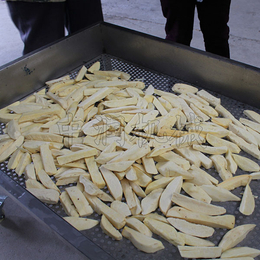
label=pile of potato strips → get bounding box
[0,61,260,259]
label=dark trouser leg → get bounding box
[65,0,103,34]
[160,0,196,45]
[197,0,231,58]
[6,2,65,55]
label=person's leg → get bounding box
[197,0,231,58]
[160,0,196,45]
[65,0,103,34]
[6,1,65,55]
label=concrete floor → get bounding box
[0,1,260,260]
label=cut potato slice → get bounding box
[100,166,122,201]
[110,200,131,218]
[179,233,215,247]
[60,191,79,217]
[221,246,260,258]
[192,144,228,155]
[201,185,240,202]
[145,177,174,195]
[65,186,93,217]
[232,154,260,172]
[171,192,226,216]
[64,216,99,231]
[141,188,163,215]
[122,226,164,254]
[159,176,183,215]
[182,182,212,203]
[218,224,256,252]
[167,218,215,238]
[126,217,152,237]
[172,83,198,94]
[178,246,222,259]
[27,188,59,204]
[100,215,122,240]
[239,183,255,216]
[144,217,185,246]
[167,206,235,229]
[217,174,251,190]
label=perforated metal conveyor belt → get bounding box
[1,54,259,260]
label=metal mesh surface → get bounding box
[1,54,260,260]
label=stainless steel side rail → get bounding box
[0,170,115,260]
[0,195,7,222]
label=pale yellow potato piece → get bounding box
[121,178,137,212]
[225,150,237,174]
[243,110,260,124]
[167,218,214,238]
[78,87,114,110]
[159,176,183,215]
[216,104,245,129]
[201,185,240,202]
[132,164,152,188]
[40,143,57,175]
[172,83,198,94]
[179,233,215,247]
[7,119,21,140]
[239,183,255,215]
[206,133,241,154]
[129,181,146,198]
[182,182,212,203]
[144,217,185,246]
[211,154,232,181]
[240,117,260,133]
[189,165,218,185]
[141,188,163,215]
[153,96,168,116]
[196,89,221,107]
[167,206,235,229]
[153,151,190,170]
[7,148,23,170]
[218,224,256,252]
[48,79,75,93]
[122,226,164,254]
[27,188,59,204]
[178,246,222,259]
[16,152,31,176]
[59,191,79,217]
[175,146,201,167]
[217,174,251,190]
[66,186,93,217]
[64,216,99,231]
[145,177,174,195]
[75,65,87,82]
[110,200,131,218]
[0,135,24,163]
[211,117,232,128]
[103,160,135,172]
[87,61,100,73]
[100,166,122,201]
[141,156,158,175]
[46,91,68,109]
[78,175,102,196]
[192,144,228,155]
[100,215,122,240]
[232,154,260,172]
[229,123,258,145]
[221,246,260,258]
[171,192,226,216]
[191,149,213,169]
[84,194,125,229]
[31,153,44,176]
[85,156,105,189]
[190,103,210,122]
[125,166,137,181]
[156,161,193,179]
[57,148,98,165]
[24,132,63,143]
[250,171,260,180]
[24,163,36,180]
[227,132,260,159]
[37,169,60,193]
[25,179,46,189]
[126,217,152,237]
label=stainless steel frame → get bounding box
[0,22,260,259]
